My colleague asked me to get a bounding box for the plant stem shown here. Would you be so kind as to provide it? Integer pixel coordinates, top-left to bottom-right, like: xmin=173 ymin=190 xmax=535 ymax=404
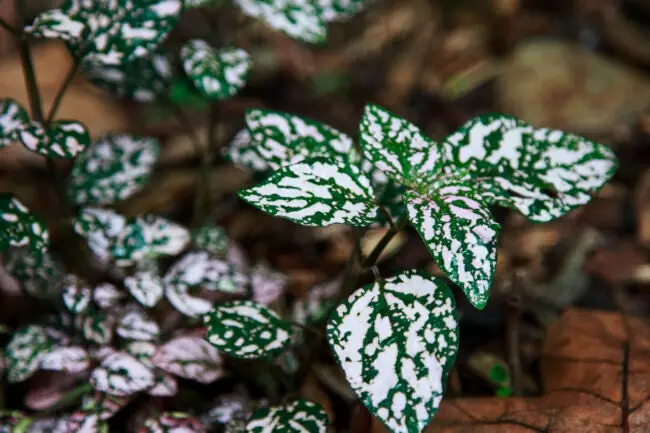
xmin=192 ymin=103 xmax=218 ymax=227
xmin=37 ymin=383 xmax=93 ymax=417
xmin=360 ymin=218 xmax=405 ymax=268
xmin=46 ymin=61 xmax=81 ymax=124
xmin=0 ymin=16 xmax=18 ymax=36
xmin=14 ymin=12 xmax=44 ymax=123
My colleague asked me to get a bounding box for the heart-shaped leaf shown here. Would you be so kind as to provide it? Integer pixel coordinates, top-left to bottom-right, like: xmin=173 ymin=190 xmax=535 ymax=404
xmin=4 ymin=325 xmax=53 ymax=383
xmin=116 ymin=310 xmax=160 ymax=341
xmin=74 ymin=208 xmax=127 ymax=262
xmin=181 ymin=40 xmax=251 ymax=100
xmin=0 ymin=195 xmax=49 ymax=253
xmin=234 ymin=109 xmax=355 ymax=172
xmin=93 ymin=283 xmax=124 ymax=310
xmin=27 ymin=0 xmax=182 ymax=65
xmin=90 ymin=352 xmax=154 ymax=396
xmin=124 ymin=271 xmax=164 ymax=308
xmin=405 ymin=186 xmax=500 ymax=309
xmin=62 ymin=275 xmax=92 ymax=314
xmin=4 ymin=248 xmax=63 ymax=299
xmin=441 ymin=115 xmax=619 ymax=222
xmin=78 ymin=309 xmax=114 ymax=345
xmin=83 ymin=51 xmax=173 ymax=102
xmin=0 ymin=99 xmax=28 ymax=148
xmin=359 ymin=104 xmax=441 ymax=186
xmin=204 ymin=300 xmax=293 ymax=359
xmin=164 ymin=251 xmax=247 ymax=294
xmin=68 ymin=134 xmax=159 ymax=206
xmin=326 ymin=270 xmax=459 ymax=433
xmin=141 ymin=412 xmax=205 ymax=433
xmin=124 ymin=341 xmax=156 ymax=368
xmin=39 ymin=346 xmax=91 ymax=373
xmin=18 ymin=120 xmax=89 ymax=158
xmin=246 ymin=400 xmax=328 ymax=433
xmin=152 ymin=336 xmax=225 ymax=384
xmin=238 ymin=157 xmax=379 ymax=227
xmin=191 ymin=225 xmax=228 ymax=255
xmin=234 ymin=0 xmax=326 ymax=43
xmin=111 ymin=215 xmax=190 ymax=266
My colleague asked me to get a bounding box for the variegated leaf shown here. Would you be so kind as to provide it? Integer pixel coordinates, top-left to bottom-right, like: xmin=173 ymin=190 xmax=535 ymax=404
xmin=153 ymin=336 xmax=225 ymax=384
xmin=191 ymin=225 xmax=228 ymax=255
xmin=67 ymin=411 xmax=106 ymax=433
xmin=27 ymin=417 xmax=69 ymax=433
xmin=125 ymin=341 xmax=156 ymax=368
xmin=84 ymin=51 xmax=173 ymax=102
xmin=93 ymin=283 xmax=124 ymax=310
xmin=4 ymin=325 xmax=53 ymax=383
xmin=251 ymin=264 xmax=287 ymax=305
xmin=90 ymin=352 xmax=155 ymax=396
xmin=18 ymin=120 xmax=89 ymax=158
xmin=116 ymin=310 xmax=160 ymax=341
xmin=164 ymin=251 xmax=247 ymax=294
xmin=4 ymin=248 xmax=63 ymax=299
xmin=141 ymin=412 xmax=205 ymax=433
xmin=238 ymin=109 xmax=354 ymax=171
xmin=0 ymin=411 xmax=31 ymax=433
xmin=148 ymin=373 xmax=178 ymax=397
xmin=62 ymin=275 xmax=92 ymax=314
xmin=326 ymin=271 xmax=459 ymax=433
xmin=238 ymin=157 xmax=378 ymax=227
xmin=205 ymin=385 xmax=252 ymax=424
xmin=164 ymin=283 xmax=212 ymax=318
xmin=181 ymin=40 xmax=251 ymax=100
xmin=111 ymin=215 xmax=190 ymax=266
xmin=26 ymin=0 xmax=182 ymax=65
xmin=39 ymin=346 xmax=90 ymax=373
xmin=0 ymin=195 xmax=49 ymax=252
xmin=204 ymin=300 xmax=292 ymax=359
xmin=81 ymin=392 xmax=130 ymax=421
xmin=441 ymin=115 xmax=618 ymax=222
xmin=0 ymin=99 xmax=28 ymax=148
xmin=74 ymin=208 xmax=127 ymax=262
xmin=234 ymin=0 xmax=326 ymax=43
xmin=405 ymin=183 xmax=500 ymax=309
xmin=246 ymin=400 xmax=327 ymax=433
xmin=124 ymin=271 xmax=164 ymax=307
xmin=183 ymin=0 xmax=215 ymax=6
xmin=359 ymin=104 xmax=440 ymax=186
xmin=68 ymin=134 xmax=160 ymax=206
xmin=316 ymin=0 xmax=372 ymax=21
xmin=78 ymin=309 xmax=114 ymax=345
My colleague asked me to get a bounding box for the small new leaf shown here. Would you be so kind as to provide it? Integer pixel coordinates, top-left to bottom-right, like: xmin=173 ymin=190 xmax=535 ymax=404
xmin=181 ymin=40 xmax=251 ymax=100
xmin=68 ymin=134 xmax=159 ymax=206
xmin=18 ymin=120 xmax=89 ymax=158
xmin=191 ymin=225 xmax=228 ymax=255
xmin=4 ymin=325 xmax=53 ymax=383
xmin=90 ymin=352 xmax=155 ymax=396
xmin=74 ymin=208 xmax=127 ymax=262
xmin=142 ymin=412 xmax=205 ymax=433
xmin=326 ymin=270 xmax=459 ymax=433
xmin=238 ymin=157 xmax=378 ymax=227
xmin=62 ymin=275 xmax=92 ymax=314
xmin=234 ymin=0 xmax=326 ymax=43
xmin=246 ymin=400 xmax=328 ymax=433
xmin=0 ymin=195 xmax=49 ymax=252
xmin=204 ymin=300 xmax=292 ymax=359
xmin=152 ymin=336 xmax=225 ymax=384
xmin=124 ymin=271 xmax=164 ymax=308
xmin=116 ymin=310 xmax=160 ymax=341
xmin=0 ymin=99 xmax=28 ymax=148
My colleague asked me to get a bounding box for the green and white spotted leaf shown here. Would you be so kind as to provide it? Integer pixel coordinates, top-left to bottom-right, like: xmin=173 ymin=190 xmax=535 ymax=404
xmin=183 ymin=0 xmax=216 ymax=7
xmin=78 ymin=309 xmax=114 ymax=345
xmin=116 ymin=310 xmax=160 ymax=341
xmin=164 ymin=251 xmax=247 ymax=294
xmin=4 ymin=325 xmax=53 ymax=383
xmin=62 ymin=275 xmax=92 ymax=314
xmin=326 ymin=270 xmax=459 ymax=433
xmin=164 ymin=283 xmax=212 ymax=318
xmin=90 ymin=352 xmax=155 ymax=396
xmin=359 ymin=104 xmax=441 ymax=187
xmin=80 ymin=392 xmax=130 ymax=421
xmin=440 ymin=115 xmax=618 ymax=222
xmin=181 ymin=40 xmax=251 ymax=100
xmin=152 ymin=336 xmax=225 ymax=384
xmin=18 ymin=120 xmax=89 ymax=158
xmin=125 ymin=341 xmax=156 ymax=368
xmin=204 ymin=300 xmax=293 ymax=359
xmin=226 ymin=129 xmax=270 ymax=171
xmin=0 ymin=99 xmax=29 ymax=148
xmin=66 ymin=411 xmax=106 ymax=433
xmin=245 ymin=400 xmax=328 ymax=433
xmin=68 ymin=134 xmax=160 ymax=206
xmin=240 ymin=109 xmax=354 ymax=171
xmin=316 ymin=0 xmax=372 ymax=21
xmin=39 ymin=346 xmax=90 ymax=373
xmin=0 ymin=195 xmax=49 ymax=252
xmin=83 ymin=51 xmax=173 ymax=102
xmin=74 ymin=208 xmax=127 ymax=262
xmin=4 ymin=248 xmax=64 ymax=299
xmin=205 ymin=385 xmax=252 ymax=424
xmin=26 ymin=0 xmax=182 ymax=65
xmin=111 ymin=215 xmax=190 ymax=266
xmin=250 ymin=264 xmax=287 ymax=305
xmin=142 ymin=412 xmax=205 ymax=433
xmin=124 ymin=271 xmax=164 ymax=307
xmin=238 ymin=157 xmax=378 ymax=227
xmin=234 ymin=0 xmax=326 ymax=43
xmin=405 ymin=184 xmax=500 ymax=309
xmin=148 ymin=373 xmax=178 ymax=397
xmin=93 ymin=283 xmax=124 ymax=310
xmin=191 ymin=225 xmax=228 ymax=255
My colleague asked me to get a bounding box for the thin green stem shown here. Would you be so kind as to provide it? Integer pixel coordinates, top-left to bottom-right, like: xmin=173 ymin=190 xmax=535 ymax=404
xmin=192 ymin=103 xmax=218 ymax=227
xmin=36 ymin=383 xmax=93 ymax=418
xmin=46 ymin=61 xmax=81 ymax=125
xmin=14 ymin=11 xmax=44 ymax=123
xmin=165 ymin=98 xmax=204 ymax=156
